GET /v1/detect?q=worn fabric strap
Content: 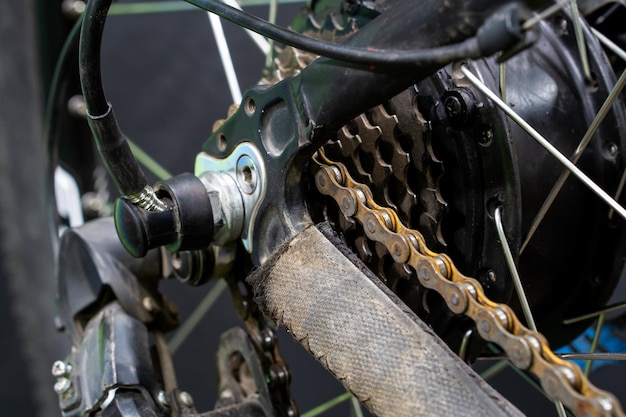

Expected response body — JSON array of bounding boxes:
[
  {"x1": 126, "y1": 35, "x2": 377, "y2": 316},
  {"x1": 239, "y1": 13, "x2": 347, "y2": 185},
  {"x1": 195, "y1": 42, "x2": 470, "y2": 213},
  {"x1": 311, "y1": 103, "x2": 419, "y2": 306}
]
[{"x1": 247, "y1": 223, "x2": 523, "y2": 417}]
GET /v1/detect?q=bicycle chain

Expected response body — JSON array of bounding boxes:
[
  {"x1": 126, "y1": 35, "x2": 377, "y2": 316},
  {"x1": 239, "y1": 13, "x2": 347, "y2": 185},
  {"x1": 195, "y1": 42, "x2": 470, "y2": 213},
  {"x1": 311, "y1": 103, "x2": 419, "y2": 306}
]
[
  {"x1": 312, "y1": 149, "x2": 624, "y2": 417},
  {"x1": 226, "y1": 276, "x2": 299, "y2": 417}
]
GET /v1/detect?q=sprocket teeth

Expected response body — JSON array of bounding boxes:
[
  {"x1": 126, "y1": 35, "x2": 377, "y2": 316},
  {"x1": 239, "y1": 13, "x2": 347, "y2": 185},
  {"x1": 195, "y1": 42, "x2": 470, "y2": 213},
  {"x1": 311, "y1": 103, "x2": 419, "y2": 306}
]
[{"x1": 263, "y1": 4, "x2": 450, "y2": 330}]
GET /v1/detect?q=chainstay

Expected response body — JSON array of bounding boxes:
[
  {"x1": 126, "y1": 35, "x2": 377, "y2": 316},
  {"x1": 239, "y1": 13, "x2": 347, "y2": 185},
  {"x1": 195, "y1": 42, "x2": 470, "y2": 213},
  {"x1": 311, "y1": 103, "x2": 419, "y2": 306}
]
[{"x1": 312, "y1": 149, "x2": 624, "y2": 417}]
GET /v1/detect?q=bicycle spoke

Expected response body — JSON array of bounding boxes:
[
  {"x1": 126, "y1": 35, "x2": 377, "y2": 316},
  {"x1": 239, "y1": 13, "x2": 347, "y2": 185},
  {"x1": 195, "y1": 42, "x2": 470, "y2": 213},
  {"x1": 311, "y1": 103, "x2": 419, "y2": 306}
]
[
  {"x1": 168, "y1": 279, "x2": 228, "y2": 354},
  {"x1": 127, "y1": 138, "x2": 172, "y2": 180},
  {"x1": 224, "y1": 0, "x2": 271, "y2": 54},
  {"x1": 265, "y1": 0, "x2": 278, "y2": 67},
  {"x1": 494, "y1": 207, "x2": 537, "y2": 331},
  {"x1": 109, "y1": 1, "x2": 197, "y2": 15},
  {"x1": 583, "y1": 314, "x2": 605, "y2": 376},
  {"x1": 109, "y1": 0, "x2": 301, "y2": 15},
  {"x1": 555, "y1": 400, "x2": 568, "y2": 417},
  {"x1": 563, "y1": 300, "x2": 626, "y2": 324},
  {"x1": 458, "y1": 328, "x2": 473, "y2": 362},
  {"x1": 349, "y1": 396, "x2": 364, "y2": 417},
  {"x1": 461, "y1": 65, "x2": 626, "y2": 221},
  {"x1": 480, "y1": 359, "x2": 508, "y2": 380},
  {"x1": 609, "y1": 169, "x2": 626, "y2": 220},
  {"x1": 499, "y1": 62, "x2": 507, "y2": 102},
  {"x1": 520, "y1": 68, "x2": 626, "y2": 253},
  {"x1": 591, "y1": 26, "x2": 626, "y2": 62},
  {"x1": 208, "y1": 10, "x2": 243, "y2": 104},
  {"x1": 523, "y1": 0, "x2": 568, "y2": 30},
  {"x1": 496, "y1": 206, "x2": 568, "y2": 413},
  {"x1": 559, "y1": 352, "x2": 626, "y2": 361},
  {"x1": 300, "y1": 392, "x2": 353, "y2": 417},
  {"x1": 568, "y1": 0, "x2": 592, "y2": 82}
]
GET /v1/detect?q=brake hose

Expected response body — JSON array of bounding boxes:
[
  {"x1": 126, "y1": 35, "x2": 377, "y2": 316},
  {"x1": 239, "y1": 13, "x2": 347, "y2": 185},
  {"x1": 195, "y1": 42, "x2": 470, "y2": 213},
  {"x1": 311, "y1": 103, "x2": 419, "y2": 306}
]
[
  {"x1": 79, "y1": 0, "x2": 165, "y2": 211},
  {"x1": 183, "y1": 0, "x2": 527, "y2": 66}
]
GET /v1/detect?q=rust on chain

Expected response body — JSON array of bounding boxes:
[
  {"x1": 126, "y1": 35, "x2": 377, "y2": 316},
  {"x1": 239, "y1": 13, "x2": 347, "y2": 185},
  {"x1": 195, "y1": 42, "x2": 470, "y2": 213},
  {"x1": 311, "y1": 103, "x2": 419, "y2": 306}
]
[{"x1": 313, "y1": 149, "x2": 624, "y2": 417}]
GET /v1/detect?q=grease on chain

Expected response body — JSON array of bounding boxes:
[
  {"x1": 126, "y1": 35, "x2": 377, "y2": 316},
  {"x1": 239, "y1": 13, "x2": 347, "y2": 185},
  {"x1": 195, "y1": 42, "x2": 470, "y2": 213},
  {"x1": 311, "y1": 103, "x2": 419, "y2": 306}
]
[{"x1": 313, "y1": 149, "x2": 624, "y2": 417}]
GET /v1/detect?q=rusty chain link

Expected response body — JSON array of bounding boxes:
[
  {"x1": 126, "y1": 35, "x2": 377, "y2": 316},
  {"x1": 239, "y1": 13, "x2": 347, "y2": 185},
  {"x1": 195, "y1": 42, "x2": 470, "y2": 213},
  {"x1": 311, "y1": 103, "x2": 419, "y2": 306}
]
[{"x1": 312, "y1": 148, "x2": 624, "y2": 417}]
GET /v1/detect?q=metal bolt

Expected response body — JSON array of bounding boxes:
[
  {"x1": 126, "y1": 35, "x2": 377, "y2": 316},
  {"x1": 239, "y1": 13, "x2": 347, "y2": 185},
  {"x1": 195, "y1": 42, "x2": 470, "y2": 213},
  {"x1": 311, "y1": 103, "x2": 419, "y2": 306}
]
[
  {"x1": 366, "y1": 218, "x2": 377, "y2": 233},
  {"x1": 179, "y1": 391, "x2": 194, "y2": 408},
  {"x1": 157, "y1": 391, "x2": 169, "y2": 407},
  {"x1": 61, "y1": 0, "x2": 86, "y2": 19},
  {"x1": 142, "y1": 296, "x2": 158, "y2": 313},
  {"x1": 444, "y1": 96, "x2": 463, "y2": 119},
  {"x1": 54, "y1": 377, "x2": 72, "y2": 395},
  {"x1": 608, "y1": 142, "x2": 619, "y2": 157},
  {"x1": 236, "y1": 155, "x2": 258, "y2": 194},
  {"x1": 487, "y1": 269, "x2": 496, "y2": 283},
  {"x1": 481, "y1": 129, "x2": 494, "y2": 146},
  {"x1": 54, "y1": 316, "x2": 66, "y2": 332},
  {"x1": 67, "y1": 95, "x2": 87, "y2": 118},
  {"x1": 51, "y1": 360, "x2": 70, "y2": 378}
]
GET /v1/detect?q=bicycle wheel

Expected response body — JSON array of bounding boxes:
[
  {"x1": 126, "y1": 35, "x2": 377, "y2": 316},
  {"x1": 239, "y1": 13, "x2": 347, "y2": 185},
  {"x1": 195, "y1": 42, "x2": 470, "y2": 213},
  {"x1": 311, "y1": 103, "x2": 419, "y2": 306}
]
[{"x1": 0, "y1": 0, "x2": 75, "y2": 415}]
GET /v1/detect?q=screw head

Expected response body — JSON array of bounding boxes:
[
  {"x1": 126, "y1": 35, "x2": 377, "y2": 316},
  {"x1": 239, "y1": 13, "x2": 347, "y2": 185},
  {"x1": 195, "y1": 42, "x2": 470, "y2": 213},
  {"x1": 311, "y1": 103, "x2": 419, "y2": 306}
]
[
  {"x1": 444, "y1": 96, "x2": 463, "y2": 118},
  {"x1": 142, "y1": 296, "x2": 158, "y2": 312},
  {"x1": 179, "y1": 391, "x2": 194, "y2": 408},
  {"x1": 157, "y1": 391, "x2": 169, "y2": 407},
  {"x1": 236, "y1": 155, "x2": 258, "y2": 194},
  {"x1": 54, "y1": 377, "x2": 72, "y2": 395},
  {"x1": 51, "y1": 360, "x2": 70, "y2": 378}
]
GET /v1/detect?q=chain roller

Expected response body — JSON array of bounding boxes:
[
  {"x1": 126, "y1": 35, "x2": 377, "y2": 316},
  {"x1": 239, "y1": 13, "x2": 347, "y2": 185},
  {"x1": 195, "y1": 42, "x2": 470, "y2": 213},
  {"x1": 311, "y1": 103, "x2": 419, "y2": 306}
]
[{"x1": 313, "y1": 149, "x2": 624, "y2": 417}]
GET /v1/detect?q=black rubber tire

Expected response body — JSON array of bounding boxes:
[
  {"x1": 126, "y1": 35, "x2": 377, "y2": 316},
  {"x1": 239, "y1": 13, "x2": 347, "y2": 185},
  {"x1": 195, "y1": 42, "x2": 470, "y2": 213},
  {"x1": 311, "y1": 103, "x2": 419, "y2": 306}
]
[{"x1": 0, "y1": 1, "x2": 70, "y2": 415}]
